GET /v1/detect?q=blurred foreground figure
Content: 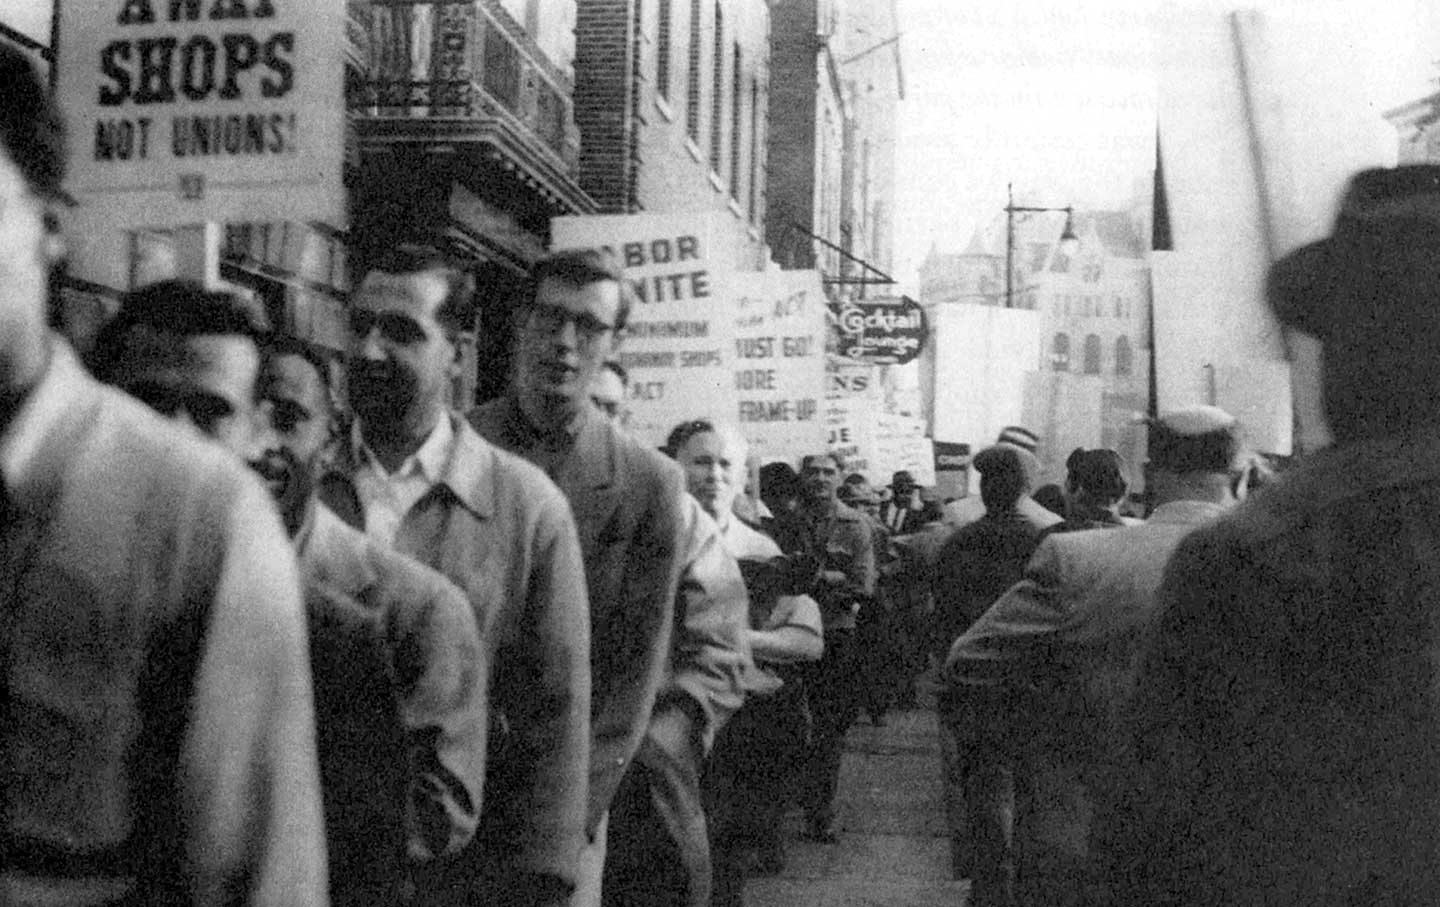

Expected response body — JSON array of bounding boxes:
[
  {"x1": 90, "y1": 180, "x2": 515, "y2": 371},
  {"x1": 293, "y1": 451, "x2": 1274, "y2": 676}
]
[
  {"x1": 947, "y1": 406, "x2": 1242, "y2": 906},
  {"x1": 0, "y1": 45, "x2": 326, "y2": 906},
  {"x1": 1113, "y1": 165, "x2": 1440, "y2": 905}
]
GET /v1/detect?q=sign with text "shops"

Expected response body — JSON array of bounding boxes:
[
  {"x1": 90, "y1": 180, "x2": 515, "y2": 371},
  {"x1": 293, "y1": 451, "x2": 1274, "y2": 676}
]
[{"x1": 58, "y1": 0, "x2": 346, "y2": 226}]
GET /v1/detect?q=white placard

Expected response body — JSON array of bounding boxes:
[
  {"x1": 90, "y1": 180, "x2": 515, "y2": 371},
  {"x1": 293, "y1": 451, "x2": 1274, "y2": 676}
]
[
  {"x1": 552, "y1": 211, "x2": 734, "y2": 448},
  {"x1": 874, "y1": 414, "x2": 935, "y2": 486},
  {"x1": 826, "y1": 357, "x2": 879, "y2": 476},
  {"x1": 730, "y1": 270, "x2": 826, "y2": 465},
  {"x1": 58, "y1": 0, "x2": 346, "y2": 228}
]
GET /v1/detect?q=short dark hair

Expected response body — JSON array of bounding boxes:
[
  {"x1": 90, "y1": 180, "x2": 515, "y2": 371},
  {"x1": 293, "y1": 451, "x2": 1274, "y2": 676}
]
[
  {"x1": 801, "y1": 452, "x2": 842, "y2": 473},
  {"x1": 90, "y1": 280, "x2": 269, "y2": 382},
  {"x1": 530, "y1": 249, "x2": 634, "y2": 331},
  {"x1": 0, "y1": 43, "x2": 66, "y2": 202},
  {"x1": 663, "y1": 417, "x2": 717, "y2": 459},
  {"x1": 1065, "y1": 448, "x2": 1127, "y2": 502},
  {"x1": 361, "y1": 242, "x2": 477, "y2": 335},
  {"x1": 759, "y1": 461, "x2": 800, "y2": 503}
]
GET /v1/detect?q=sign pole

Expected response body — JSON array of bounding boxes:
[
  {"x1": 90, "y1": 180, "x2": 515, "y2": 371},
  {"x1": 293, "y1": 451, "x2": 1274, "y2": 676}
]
[{"x1": 171, "y1": 222, "x2": 223, "y2": 289}]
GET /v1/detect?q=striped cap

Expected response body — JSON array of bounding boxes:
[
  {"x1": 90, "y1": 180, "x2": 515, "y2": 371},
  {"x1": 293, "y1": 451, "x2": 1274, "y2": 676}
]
[{"x1": 995, "y1": 425, "x2": 1039, "y2": 454}]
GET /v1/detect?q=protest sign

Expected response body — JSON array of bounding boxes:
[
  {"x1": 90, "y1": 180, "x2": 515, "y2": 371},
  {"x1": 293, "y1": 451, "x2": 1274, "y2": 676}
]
[
  {"x1": 826, "y1": 358, "x2": 879, "y2": 476},
  {"x1": 730, "y1": 270, "x2": 826, "y2": 464},
  {"x1": 58, "y1": 0, "x2": 346, "y2": 227},
  {"x1": 552, "y1": 211, "x2": 734, "y2": 448},
  {"x1": 873, "y1": 414, "x2": 935, "y2": 486}
]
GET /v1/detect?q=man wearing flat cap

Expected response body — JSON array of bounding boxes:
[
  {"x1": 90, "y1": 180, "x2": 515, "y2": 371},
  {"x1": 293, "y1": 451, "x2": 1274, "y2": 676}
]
[
  {"x1": 930, "y1": 443, "x2": 1048, "y2": 892},
  {"x1": 946, "y1": 406, "x2": 1244, "y2": 906},
  {"x1": 1111, "y1": 165, "x2": 1440, "y2": 905},
  {"x1": 943, "y1": 427, "x2": 1062, "y2": 532}
]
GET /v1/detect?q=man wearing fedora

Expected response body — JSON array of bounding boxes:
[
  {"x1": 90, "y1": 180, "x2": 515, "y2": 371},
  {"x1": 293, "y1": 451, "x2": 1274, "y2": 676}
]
[{"x1": 1111, "y1": 165, "x2": 1440, "y2": 904}]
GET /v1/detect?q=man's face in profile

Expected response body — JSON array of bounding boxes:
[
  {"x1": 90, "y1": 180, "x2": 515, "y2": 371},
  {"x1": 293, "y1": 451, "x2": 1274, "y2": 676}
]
[{"x1": 116, "y1": 330, "x2": 265, "y2": 460}]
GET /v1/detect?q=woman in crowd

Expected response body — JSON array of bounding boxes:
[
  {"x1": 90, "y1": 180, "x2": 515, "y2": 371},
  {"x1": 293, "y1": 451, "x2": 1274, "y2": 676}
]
[{"x1": 665, "y1": 419, "x2": 824, "y2": 907}]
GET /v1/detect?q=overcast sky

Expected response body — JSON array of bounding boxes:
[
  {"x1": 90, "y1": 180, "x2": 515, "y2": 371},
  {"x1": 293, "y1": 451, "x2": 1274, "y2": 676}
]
[{"x1": 891, "y1": 0, "x2": 1439, "y2": 291}]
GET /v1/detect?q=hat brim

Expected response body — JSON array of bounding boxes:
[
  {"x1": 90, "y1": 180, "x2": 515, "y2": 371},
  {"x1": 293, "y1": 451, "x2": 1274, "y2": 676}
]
[{"x1": 1268, "y1": 238, "x2": 1339, "y2": 341}]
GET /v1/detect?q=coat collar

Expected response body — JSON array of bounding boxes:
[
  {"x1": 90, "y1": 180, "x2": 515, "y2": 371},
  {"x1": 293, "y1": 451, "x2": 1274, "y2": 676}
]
[
  {"x1": 474, "y1": 394, "x2": 619, "y2": 491},
  {"x1": 1, "y1": 339, "x2": 100, "y2": 512},
  {"x1": 1238, "y1": 427, "x2": 1440, "y2": 542},
  {"x1": 332, "y1": 410, "x2": 498, "y2": 521},
  {"x1": 297, "y1": 500, "x2": 380, "y2": 593}
]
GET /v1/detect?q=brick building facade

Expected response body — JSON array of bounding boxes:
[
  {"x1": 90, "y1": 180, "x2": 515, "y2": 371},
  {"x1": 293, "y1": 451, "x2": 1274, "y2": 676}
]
[{"x1": 572, "y1": 0, "x2": 771, "y2": 269}]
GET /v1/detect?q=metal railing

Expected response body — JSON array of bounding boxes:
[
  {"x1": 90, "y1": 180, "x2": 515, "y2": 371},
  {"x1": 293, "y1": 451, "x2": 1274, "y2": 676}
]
[{"x1": 349, "y1": 0, "x2": 580, "y2": 172}]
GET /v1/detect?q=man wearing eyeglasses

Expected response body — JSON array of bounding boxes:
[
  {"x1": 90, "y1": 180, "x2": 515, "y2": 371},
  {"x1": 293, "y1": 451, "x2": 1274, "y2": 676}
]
[{"x1": 471, "y1": 250, "x2": 750, "y2": 907}]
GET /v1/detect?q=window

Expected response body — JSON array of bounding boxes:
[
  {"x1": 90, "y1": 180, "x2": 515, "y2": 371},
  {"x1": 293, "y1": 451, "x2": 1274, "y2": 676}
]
[
  {"x1": 1083, "y1": 333, "x2": 1102, "y2": 374},
  {"x1": 748, "y1": 76, "x2": 761, "y2": 221},
  {"x1": 709, "y1": 3, "x2": 724, "y2": 172},
  {"x1": 1115, "y1": 335, "x2": 1133, "y2": 376},
  {"x1": 1082, "y1": 259, "x2": 1103, "y2": 283},
  {"x1": 656, "y1": 0, "x2": 672, "y2": 101},
  {"x1": 685, "y1": 0, "x2": 701, "y2": 141},
  {"x1": 729, "y1": 43, "x2": 742, "y2": 196},
  {"x1": 1052, "y1": 333, "x2": 1071, "y2": 371},
  {"x1": 483, "y1": 25, "x2": 521, "y2": 111}
]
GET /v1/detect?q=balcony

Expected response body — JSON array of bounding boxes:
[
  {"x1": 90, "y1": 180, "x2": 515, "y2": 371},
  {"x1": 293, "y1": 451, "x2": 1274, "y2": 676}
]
[{"x1": 349, "y1": 0, "x2": 592, "y2": 215}]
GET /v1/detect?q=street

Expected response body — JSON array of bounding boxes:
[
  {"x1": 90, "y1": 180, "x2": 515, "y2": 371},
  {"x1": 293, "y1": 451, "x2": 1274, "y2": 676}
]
[{"x1": 749, "y1": 679, "x2": 969, "y2": 907}]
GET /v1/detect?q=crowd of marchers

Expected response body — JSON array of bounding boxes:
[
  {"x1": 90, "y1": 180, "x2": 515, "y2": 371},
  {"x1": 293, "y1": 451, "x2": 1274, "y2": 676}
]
[{"x1": 10, "y1": 39, "x2": 1440, "y2": 907}]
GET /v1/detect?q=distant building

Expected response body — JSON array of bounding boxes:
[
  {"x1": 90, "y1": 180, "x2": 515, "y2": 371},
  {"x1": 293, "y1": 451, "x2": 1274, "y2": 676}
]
[
  {"x1": 765, "y1": 0, "x2": 846, "y2": 283},
  {"x1": 571, "y1": 0, "x2": 772, "y2": 270},
  {"x1": 835, "y1": 0, "x2": 903, "y2": 298},
  {"x1": 918, "y1": 205, "x2": 1153, "y2": 482},
  {"x1": 1385, "y1": 76, "x2": 1440, "y2": 164}
]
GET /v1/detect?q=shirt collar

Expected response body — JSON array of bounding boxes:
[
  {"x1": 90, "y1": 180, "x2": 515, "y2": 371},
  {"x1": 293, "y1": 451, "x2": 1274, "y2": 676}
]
[
  {"x1": 0, "y1": 339, "x2": 91, "y2": 510},
  {"x1": 353, "y1": 411, "x2": 454, "y2": 484},
  {"x1": 501, "y1": 390, "x2": 587, "y2": 449},
  {"x1": 340, "y1": 410, "x2": 496, "y2": 521},
  {"x1": 484, "y1": 394, "x2": 617, "y2": 489}
]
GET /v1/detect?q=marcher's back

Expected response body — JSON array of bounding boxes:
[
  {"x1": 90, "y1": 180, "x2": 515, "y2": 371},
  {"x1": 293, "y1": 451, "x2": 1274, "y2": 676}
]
[
  {"x1": 3, "y1": 357, "x2": 325, "y2": 906},
  {"x1": 1116, "y1": 438, "x2": 1440, "y2": 905},
  {"x1": 1111, "y1": 165, "x2": 1440, "y2": 906}
]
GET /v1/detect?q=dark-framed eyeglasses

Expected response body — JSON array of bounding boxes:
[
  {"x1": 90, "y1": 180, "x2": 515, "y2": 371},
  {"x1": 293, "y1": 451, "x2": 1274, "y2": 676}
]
[
  {"x1": 348, "y1": 308, "x2": 428, "y2": 345},
  {"x1": 526, "y1": 302, "x2": 615, "y2": 344}
]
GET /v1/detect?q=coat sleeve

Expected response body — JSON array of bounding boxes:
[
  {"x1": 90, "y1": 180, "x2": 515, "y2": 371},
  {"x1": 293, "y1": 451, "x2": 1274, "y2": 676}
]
[
  {"x1": 655, "y1": 498, "x2": 753, "y2": 755},
  {"x1": 942, "y1": 538, "x2": 1070, "y2": 753},
  {"x1": 506, "y1": 493, "x2": 592, "y2": 894},
  {"x1": 181, "y1": 471, "x2": 328, "y2": 907},
  {"x1": 386, "y1": 562, "x2": 489, "y2": 863},
  {"x1": 584, "y1": 461, "x2": 684, "y2": 832}
]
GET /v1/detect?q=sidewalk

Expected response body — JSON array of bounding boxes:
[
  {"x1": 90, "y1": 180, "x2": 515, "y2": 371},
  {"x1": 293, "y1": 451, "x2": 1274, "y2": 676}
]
[{"x1": 746, "y1": 697, "x2": 970, "y2": 907}]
